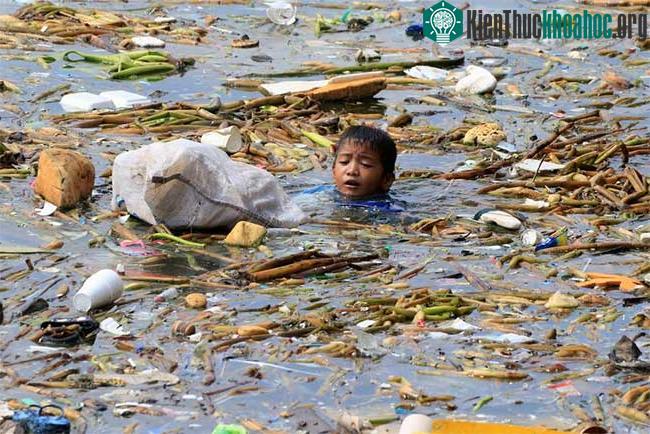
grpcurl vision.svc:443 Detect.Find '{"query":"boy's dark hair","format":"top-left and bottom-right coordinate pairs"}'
top-left (335, 125), bottom-right (397, 175)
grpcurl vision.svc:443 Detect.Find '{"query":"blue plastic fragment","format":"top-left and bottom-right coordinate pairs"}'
top-left (405, 24), bottom-right (424, 40)
top-left (394, 406), bottom-right (411, 415)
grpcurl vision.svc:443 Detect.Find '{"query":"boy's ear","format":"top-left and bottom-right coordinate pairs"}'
top-left (381, 172), bottom-right (395, 192)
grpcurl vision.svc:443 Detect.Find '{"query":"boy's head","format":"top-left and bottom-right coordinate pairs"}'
top-left (332, 125), bottom-right (397, 199)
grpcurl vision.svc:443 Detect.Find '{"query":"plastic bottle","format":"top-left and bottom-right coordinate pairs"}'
top-left (212, 424), bottom-right (247, 434)
top-left (534, 228), bottom-right (568, 251)
top-left (13, 405), bottom-right (71, 434)
top-left (266, 1), bottom-right (296, 25)
top-left (154, 287), bottom-right (179, 303)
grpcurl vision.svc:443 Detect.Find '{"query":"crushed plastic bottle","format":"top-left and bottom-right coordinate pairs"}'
top-left (535, 228), bottom-right (568, 251)
top-left (13, 405), bottom-right (71, 434)
top-left (265, 1), bottom-right (297, 25)
top-left (154, 287), bottom-right (179, 303)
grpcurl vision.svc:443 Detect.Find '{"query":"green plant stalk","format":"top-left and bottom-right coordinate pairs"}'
top-left (135, 54), bottom-right (169, 63)
top-left (393, 307), bottom-right (416, 319)
top-left (302, 130), bottom-right (333, 148)
top-left (164, 116), bottom-right (201, 126)
top-left (63, 50), bottom-right (166, 64)
top-left (141, 117), bottom-right (170, 127)
top-left (456, 306), bottom-right (476, 316)
top-left (357, 297), bottom-right (397, 306)
top-left (425, 312), bottom-right (453, 321)
top-left (433, 296), bottom-right (460, 306)
top-left (141, 110), bottom-right (174, 123)
top-left (150, 233), bottom-right (205, 248)
top-left (368, 415), bottom-right (399, 426)
top-left (473, 396), bottom-right (493, 412)
top-left (110, 63), bottom-right (175, 79)
top-left (0, 168), bottom-right (31, 175)
top-left (422, 305), bottom-right (457, 315)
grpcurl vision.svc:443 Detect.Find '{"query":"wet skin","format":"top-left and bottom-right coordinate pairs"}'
top-left (332, 142), bottom-right (394, 199)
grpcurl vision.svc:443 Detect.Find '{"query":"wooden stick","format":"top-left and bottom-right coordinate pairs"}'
top-left (476, 177), bottom-right (619, 194)
top-left (625, 167), bottom-right (647, 194)
top-left (593, 185), bottom-right (625, 209)
top-left (245, 57), bottom-right (465, 78)
top-left (623, 190), bottom-right (647, 205)
top-left (538, 241), bottom-right (649, 255)
top-left (292, 261), bottom-right (351, 278)
top-left (248, 250), bottom-right (320, 273)
top-left (437, 122), bottom-right (573, 181)
top-left (249, 258), bottom-right (340, 282)
top-left (249, 254), bottom-right (378, 282)
top-left (111, 222), bottom-right (139, 241)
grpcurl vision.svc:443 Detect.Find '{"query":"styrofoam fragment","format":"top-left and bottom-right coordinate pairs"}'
top-left (59, 92), bottom-right (114, 113)
top-left (131, 36), bottom-right (165, 48)
top-left (100, 90), bottom-right (151, 109)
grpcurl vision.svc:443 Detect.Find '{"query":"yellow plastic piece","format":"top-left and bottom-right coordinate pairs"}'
top-left (430, 419), bottom-right (567, 434)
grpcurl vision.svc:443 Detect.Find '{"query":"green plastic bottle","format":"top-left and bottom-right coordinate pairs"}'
top-left (212, 424), bottom-right (247, 434)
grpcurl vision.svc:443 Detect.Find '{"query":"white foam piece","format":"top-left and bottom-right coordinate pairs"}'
top-left (328, 71), bottom-right (384, 84)
top-left (405, 65), bottom-right (448, 81)
top-left (478, 210), bottom-right (522, 230)
top-left (439, 318), bottom-right (480, 331)
top-left (131, 36), bottom-right (165, 48)
top-left (455, 65), bottom-right (497, 94)
top-left (476, 332), bottom-right (534, 344)
top-left (154, 16), bottom-right (176, 23)
top-left (261, 80), bottom-right (328, 95)
top-left (59, 92), bottom-right (114, 112)
top-left (100, 90), bottom-right (151, 109)
top-left (516, 158), bottom-right (565, 173)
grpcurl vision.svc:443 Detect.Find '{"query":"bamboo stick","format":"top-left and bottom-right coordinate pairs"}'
top-left (538, 241), bottom-right (648, 255)
top-left (248, 253), bottom-right (378, 282)
top-left (245, 57), bottom-right (465, 78)
top-left (248, 250), bottom-right (320, 273)
top-left (438, 122), bottom-right (574, 181)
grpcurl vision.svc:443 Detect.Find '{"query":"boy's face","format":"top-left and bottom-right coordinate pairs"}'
top-left (332, 141), bottom-right (394, 199)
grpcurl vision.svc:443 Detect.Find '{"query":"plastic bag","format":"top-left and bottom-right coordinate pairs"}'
top-left (112, 139), bottom-right (305, 229)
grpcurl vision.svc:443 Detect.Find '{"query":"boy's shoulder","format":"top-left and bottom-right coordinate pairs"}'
top-left (337, 193), bottom-right (405, 213)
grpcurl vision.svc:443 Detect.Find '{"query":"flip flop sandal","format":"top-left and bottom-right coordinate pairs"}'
top-left (39, 317), bottom-right (99, 347)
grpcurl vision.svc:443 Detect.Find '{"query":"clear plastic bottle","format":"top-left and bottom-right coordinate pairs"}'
top-left (154, 287), bottom-right (179, 302)
top-left (266, 1), bottom-right (297, 25)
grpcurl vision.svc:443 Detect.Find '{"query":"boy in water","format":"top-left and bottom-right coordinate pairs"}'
top-left (332, 125), bottom-right (396, 199)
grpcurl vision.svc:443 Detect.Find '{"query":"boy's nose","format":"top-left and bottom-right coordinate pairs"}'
top-left (346, 162), bottom-right (360, 175)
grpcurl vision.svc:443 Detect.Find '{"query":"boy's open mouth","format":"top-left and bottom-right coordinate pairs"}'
top-left (344, 180), bottom-right (360, 187)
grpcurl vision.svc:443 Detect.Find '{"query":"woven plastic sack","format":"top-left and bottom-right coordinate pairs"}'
top-left (111, 139), bottom-right (305, 229)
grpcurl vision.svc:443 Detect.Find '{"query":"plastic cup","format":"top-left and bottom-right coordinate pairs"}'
top-left (266, 1), bottom-right (297, 25)
top-left (73, 269), bottom-right (124, 312)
